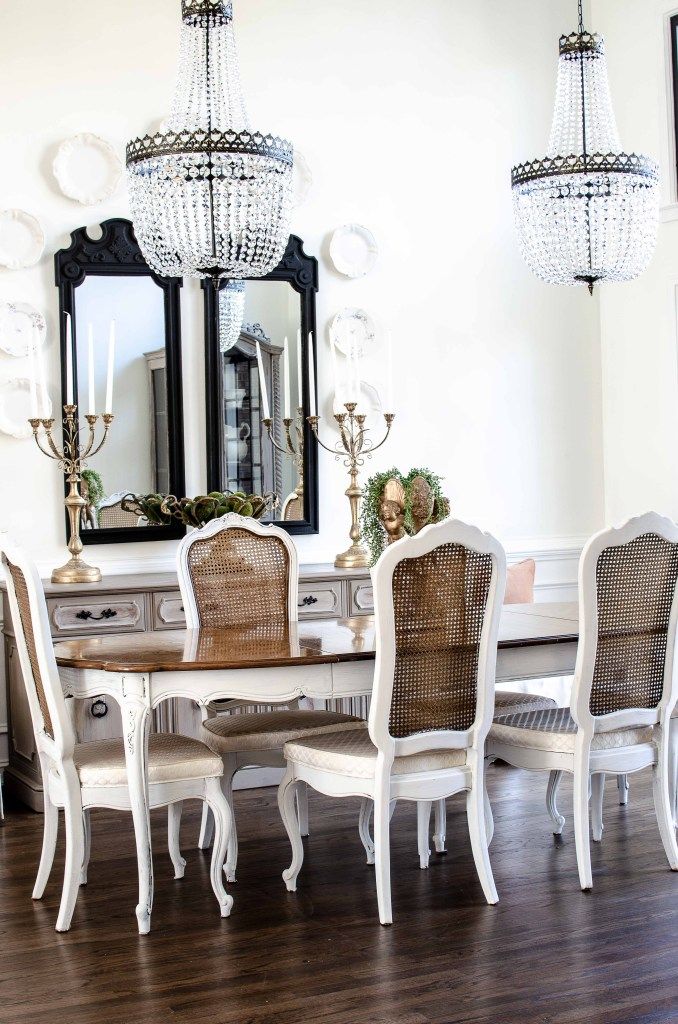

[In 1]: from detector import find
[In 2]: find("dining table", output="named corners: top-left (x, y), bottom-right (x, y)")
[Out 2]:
top-left (54, 600), bottom-right (579, 933)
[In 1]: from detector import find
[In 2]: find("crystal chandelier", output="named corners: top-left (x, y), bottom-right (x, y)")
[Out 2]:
top-left (218, 279), bottom-right (246, 352)
top-left (126, 0), bottom-right (293, 283)
top-left (511, 0), bottom-right (659, 293)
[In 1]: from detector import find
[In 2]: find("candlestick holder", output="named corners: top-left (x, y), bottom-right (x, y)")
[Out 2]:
top-left (29, 405), bottom-right (114, 583)
top-left (309, 402), bottom-right (394, 569)
top-left (262, 406), bottom-right (305, 515)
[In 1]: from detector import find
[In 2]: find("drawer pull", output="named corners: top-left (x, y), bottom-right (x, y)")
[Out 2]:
top-left (75, 608), bottom-right (118, 622)
top-left (91, 699), bottom-right (108, 718)
top-left (299, 595), bottom-right (318, 607)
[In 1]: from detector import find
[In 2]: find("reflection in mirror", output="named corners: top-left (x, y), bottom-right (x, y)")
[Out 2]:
top-left (74, 276), bottom-right (169, 530)
top-left (218, 280), bottom-right (303, 521)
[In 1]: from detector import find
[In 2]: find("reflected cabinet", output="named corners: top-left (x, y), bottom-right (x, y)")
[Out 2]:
top-left (54, 219), bottom-right (186, 544)
top-left (203, 235), bottom-right (319, 535)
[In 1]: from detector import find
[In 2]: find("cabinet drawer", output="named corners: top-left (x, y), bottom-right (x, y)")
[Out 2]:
top-left (47, 594), bottom-right (145, 636)
top-left (348, 579), bottom-right (374, 615)
top-left (152, 591), bottom-right (187, 630)
top-left (297, 581), bottom-right (342, 619)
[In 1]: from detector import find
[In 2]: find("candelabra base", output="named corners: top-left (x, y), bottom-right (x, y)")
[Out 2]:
top-left (334, 543), bottom-right (370, 570)
top-left (51, 556), bottom-right (102, 585)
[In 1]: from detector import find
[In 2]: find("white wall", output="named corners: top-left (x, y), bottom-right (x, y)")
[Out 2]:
top-left (0, 0), bottom-right (604, 582)
top-left (593, 0), bottom-right (678, 525)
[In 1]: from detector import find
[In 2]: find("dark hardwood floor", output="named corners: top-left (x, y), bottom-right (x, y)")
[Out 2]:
top-left (1, 766), bottom-right (677, 1024)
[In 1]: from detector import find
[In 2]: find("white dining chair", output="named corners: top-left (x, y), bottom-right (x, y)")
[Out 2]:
top-left (174, 513), bottom-right (368, 881)
top-left (1, 534), bottom-right (234, 932)
top-left (486, 512), bottom-right (678, 890)
top-left (278, 517), bottom-right (507, 924)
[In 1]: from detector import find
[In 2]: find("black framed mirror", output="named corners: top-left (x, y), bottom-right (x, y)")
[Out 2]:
top-left (203, 235), bottom-right (319, 535)
top-left (55, 218), bottom-right (186, 544)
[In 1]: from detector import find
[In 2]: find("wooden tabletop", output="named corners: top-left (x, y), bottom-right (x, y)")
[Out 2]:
top-left (54, 602), bottom-right (579, 674)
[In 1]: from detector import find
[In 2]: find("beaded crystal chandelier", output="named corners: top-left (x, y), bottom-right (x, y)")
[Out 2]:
top-left (219, 280), bottom-right (246, 352)
top-left (126, 0), bottom-right (293, 283)
top-left (511, 0), bottom-right (659, 293)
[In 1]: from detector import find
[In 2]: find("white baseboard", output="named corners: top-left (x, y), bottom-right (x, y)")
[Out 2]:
top-left (232, 766), bottom-right (284, 790)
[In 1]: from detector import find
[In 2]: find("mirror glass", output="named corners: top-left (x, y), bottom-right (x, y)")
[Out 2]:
top-left (218, 279), bottom-right (304, 522)
top-left (74, 275), bottom-right (169, 530)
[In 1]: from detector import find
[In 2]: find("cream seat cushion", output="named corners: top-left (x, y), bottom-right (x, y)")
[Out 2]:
top-left (70, 734), bottom-right (223, 788)
top-left (203, 709), bottom-right (367, 753)
top-left (494, 691), bottom-right (557, 718)
top-left (490, 706), bottom-right (655, 755)
top-left (284, 728), bottom-right (467, 780)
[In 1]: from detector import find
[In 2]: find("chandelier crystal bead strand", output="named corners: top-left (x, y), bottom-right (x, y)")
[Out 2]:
top-left (126, 0), bottom-right (293, 284)
top-left (511, 0), bottom-right (659, 293)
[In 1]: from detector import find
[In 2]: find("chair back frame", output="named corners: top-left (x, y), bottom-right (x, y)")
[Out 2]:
top-left (368, 518), bottom-right (506, 762)
top-left (0, 533), bottom-right (77, 765)
top-left (177, 512), bottom-right (300, 629)
top-left (572, 512), bottom-right (678, 736)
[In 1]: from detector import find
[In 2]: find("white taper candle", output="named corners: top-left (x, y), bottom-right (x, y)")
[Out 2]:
top-left (307, 333), bottom-right (316, 417)
top-left (256, 341), bottom-right (270, 420)
top-left (87, 323), bottom-right (95, 415)
top-left (296, 328), bottom-right (303, 408)
top-left (282, 336), bottom-right (291, 419)
top-left (65, 312), bottom-right (74, 406)
top-left (105, 320), bottom-right (115, 414)
top-left (28, 330), bottom-right (38, 417)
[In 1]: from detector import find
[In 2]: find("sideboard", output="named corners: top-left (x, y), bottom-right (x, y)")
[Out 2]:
top-left (2, 564), bottom-right (374, 811)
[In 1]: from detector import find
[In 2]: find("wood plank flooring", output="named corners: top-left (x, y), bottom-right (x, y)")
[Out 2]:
top-left (1, 766), bottom-right (677, 1024)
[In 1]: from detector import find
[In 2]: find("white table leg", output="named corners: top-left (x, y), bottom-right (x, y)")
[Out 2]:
top-left (121, 673), bottom-right (153, 935)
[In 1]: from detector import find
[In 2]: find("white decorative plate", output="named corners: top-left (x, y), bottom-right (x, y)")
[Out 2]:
top-left (0, 378), bottom-right (51, 439)
top-left (329, 307), bottom-right (375, 360)
top-left (292, 150), bottom-right (313, 207)
top-left (329, 224), bottom-right (378, 278)
top-left (0, 210), bottom-right (45, 270)
top-left (0, 301), bottom-right (46, 358)
top-left (53, 133), bottom-right (123, 205)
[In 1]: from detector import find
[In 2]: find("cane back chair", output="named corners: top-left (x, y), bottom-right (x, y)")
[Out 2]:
top-left (487, 512), bottom-right (678, 890)
top-left (174, 513), bottom-right (366, 881)
top-left (279, 518), bottom-right (507, 924)
top-left (1, 533), bottom-right (233, 933)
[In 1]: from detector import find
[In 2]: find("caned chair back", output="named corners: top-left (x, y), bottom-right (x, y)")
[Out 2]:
top-left (177, 513), bottom-right (299, 631)
top-left (368, 519), bottom-right (506, 761)
top-left (0, 535), bottom-right (76, 762)
top-left (97, 492), bottom-right (144, 528)
top-left (572, 512), bottom-right (678, 733)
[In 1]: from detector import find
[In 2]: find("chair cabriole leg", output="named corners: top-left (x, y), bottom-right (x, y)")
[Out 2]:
top-left (590, 773), bottom-right (604, 843)
top-left (546, 769), bottom-right (565, 835)
top-left (168, 801), bottom-right (186, 879)
top-left (279, 769), bottom-right (304, 891)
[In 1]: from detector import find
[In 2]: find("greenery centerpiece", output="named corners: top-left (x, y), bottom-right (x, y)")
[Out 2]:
top-left (360, 467), bottom-right (450, 565)
top-left (121, 490), bottom-right (277, 528)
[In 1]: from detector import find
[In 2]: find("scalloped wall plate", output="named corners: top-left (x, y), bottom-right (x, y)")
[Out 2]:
top-left (329, 307), bottom-right (375, 360)
top-left (0, 377), bottom-right (51, 438)
top-left (0, 301), bottom-right (46, 358)
top-left (329, 224), bottom-right (378, 278)
top-left (53, 133), bottom-right (123, 205)
top-left (0, 210), bottom-right (45, 269)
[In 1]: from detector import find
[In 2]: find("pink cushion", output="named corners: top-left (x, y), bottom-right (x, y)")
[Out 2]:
top-left (504, 558), bottom-right (535, 604)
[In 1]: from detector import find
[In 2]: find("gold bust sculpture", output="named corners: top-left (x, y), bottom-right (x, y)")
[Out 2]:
top-left (379, 477), bottom-right (406, 544)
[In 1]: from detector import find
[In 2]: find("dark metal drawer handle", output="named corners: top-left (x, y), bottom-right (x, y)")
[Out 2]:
top-left (91, 698), bottom-right (108, 718)
top-left (75, 608), bottom-right (118, 622)
top-left (299, 595), bottom-right (318, 607)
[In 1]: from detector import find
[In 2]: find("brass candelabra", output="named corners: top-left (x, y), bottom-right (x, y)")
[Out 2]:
top-left (29, 405), bottom-right (114, 583)
top-left (262, 406), bottom-right (305, 517)
top-left (309, 402), bottom-right (394, 569)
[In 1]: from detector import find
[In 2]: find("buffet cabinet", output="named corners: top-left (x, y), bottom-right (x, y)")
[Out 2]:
top-left (2, 564), bottom-right (374, 811)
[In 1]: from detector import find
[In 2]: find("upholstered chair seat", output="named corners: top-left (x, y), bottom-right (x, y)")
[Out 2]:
top-left (66, 734), bottom-right (223, 788)
top-left (202, 709), bottom-right (366, 754)
top-left (493, 691), bottom-right (557, 718)
top-left (490, 707), bottom-right (655, 755)
top-left (285, 729), bottom-right (468, 780)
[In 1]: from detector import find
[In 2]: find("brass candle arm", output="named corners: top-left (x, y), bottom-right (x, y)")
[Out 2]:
top-left (29, 406), bottom-right (114, 584)
top-left (262, 406), bottom-right (305, 512)
top-left (308, 402), bottom-right (395, 570)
